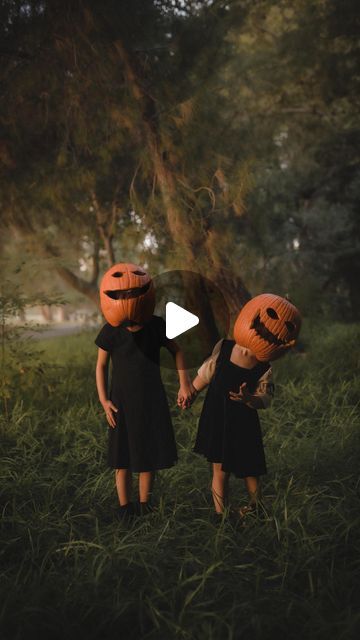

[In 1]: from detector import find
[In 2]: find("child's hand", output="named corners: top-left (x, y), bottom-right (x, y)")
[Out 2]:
top-left (101, 400), bottom-right (118, 428)
top-left (229, 383), bottom-right (252, 404)
top-left (177, 382), bottom-right (197, 410)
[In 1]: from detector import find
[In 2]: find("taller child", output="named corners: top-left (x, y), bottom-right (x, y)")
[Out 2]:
top-left (95, 263), bottom-right (194, 517)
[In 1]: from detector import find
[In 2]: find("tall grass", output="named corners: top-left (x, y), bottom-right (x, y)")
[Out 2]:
top-left (1, 323), bottom-right (359, 639)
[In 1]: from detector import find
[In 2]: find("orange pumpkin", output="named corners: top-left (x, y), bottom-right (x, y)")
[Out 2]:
top-left (233, 293), bottom-right (301, 361)
top-left (99, 262), bottom-right (155, 327)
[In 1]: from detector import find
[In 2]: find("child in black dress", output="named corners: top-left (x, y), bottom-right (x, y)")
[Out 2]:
top-left (191, 294), bottom-right (301, 517)
top-left (95, 263), bottom-right (194, 518)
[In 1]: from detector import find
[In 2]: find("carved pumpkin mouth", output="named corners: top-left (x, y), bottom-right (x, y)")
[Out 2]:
top-left (251, 313), bottom-right (287, 346)
top-left (104, 281), bottom-right (151, 300)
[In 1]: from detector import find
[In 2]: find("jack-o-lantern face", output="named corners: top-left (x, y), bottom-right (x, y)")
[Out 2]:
top-left (233, 293), bottom-right (301, 361)
top-left (99, 262), bottom-right (155, 326)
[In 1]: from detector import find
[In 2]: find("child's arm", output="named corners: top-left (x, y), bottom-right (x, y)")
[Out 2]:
top-left (229, 368), bottom-right (274, 410)
top-left (96, 348), bottom-right (118, 428)
top-left (192, 373), bottom-right (209, 393)
top-left (189, 339), bottom-right (224, 402)
top-left (165, 340), bottom-right (195, 408)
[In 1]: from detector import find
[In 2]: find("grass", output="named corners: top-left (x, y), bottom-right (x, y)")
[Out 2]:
top-left (1, 322), bottom-right (359, 640)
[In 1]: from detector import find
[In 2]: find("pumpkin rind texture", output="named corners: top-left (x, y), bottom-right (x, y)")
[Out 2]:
top-left (233, 293), bottom-right (301, 361)
top-left (99, 262), bottom-right (155, 326)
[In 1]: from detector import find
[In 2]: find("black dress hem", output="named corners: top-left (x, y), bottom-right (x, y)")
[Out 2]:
top-left (193, 339), bottom-right (270, 478)
top-left (108, 460), bottom-right (178, 472)
top-left (192, 449), bottom-right (267, 479)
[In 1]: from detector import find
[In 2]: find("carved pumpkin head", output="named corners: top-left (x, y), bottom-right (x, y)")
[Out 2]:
top-left (99, 262), bottom-right (155, 327)
top-left (233, 293), bottom-right (301, 361)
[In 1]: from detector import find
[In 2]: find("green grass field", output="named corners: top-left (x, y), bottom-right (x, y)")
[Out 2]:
top-left (1, 322), bottom-right (359, 640)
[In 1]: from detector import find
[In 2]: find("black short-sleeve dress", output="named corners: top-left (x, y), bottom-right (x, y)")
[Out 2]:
top-left (194, 339), bottom-right (270, 478)
top-left (95, 315), bottom-right (177, 472)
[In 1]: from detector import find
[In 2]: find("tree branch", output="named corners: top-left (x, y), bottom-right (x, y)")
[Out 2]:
top-left (91, 191), bottom-right (116, 266)
top-left (9, 221), bottom-right (100, 306)
top-left (91, 236), bottom-right (100, 285)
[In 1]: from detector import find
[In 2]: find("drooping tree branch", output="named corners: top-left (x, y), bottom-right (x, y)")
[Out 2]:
top-left (9, 220), bottom-right (100, 306)
top-left (54, 262), bottom-right (99, 305)
top-left (41, 240), bottom-right (99, 306)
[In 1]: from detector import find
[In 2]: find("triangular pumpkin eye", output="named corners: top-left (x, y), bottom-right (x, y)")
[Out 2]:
top-left (266, 307), bottom-right (279, 319)
top-left (132, 270), bottom-right (145, 276)
top-left (112, 272), bottom-right (123, 277)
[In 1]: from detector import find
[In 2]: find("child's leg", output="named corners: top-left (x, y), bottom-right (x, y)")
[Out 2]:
top-left (244, 476), bottom-right (260, 503)
top-left (139, 471), bottom-right (154, 503)
top-left (115, 468), bottom-right (133, 506)
top-left (212, 463), bottom-right (230, 513)
top-left (241, 476), bottom-right (261, 513)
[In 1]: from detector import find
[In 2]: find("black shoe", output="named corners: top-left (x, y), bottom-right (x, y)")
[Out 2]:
top-left (117, 502), bottom-right (135, 520)
top-left (239, 503), bottom-right (257, 518)
top-left (239, 501), bottom-right (268, 520)
top-left (210, 511), bottom-right (226, 525)
top-left (135, 501), bottom-right (155, 516)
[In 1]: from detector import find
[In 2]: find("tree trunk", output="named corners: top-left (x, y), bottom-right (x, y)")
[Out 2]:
top-left (116, 42), bottom-right (233, 347)
top-left (41, 305), bottom-right (53, 322)
top-left (207, 264), bottom-right (252, 318)
top-left (151, 147), bottom-right (221, 345)
top-left (115, 40), bottom-right (251, 343)
top-left (91, 191), bottom-right (116, 266)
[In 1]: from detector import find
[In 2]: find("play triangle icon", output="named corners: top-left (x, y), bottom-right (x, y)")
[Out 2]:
top-left (165, 302), bottom-right (199, 339)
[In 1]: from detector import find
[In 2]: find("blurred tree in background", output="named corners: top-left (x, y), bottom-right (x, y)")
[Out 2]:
top-left (233, 0), bottom-right (360, 318)
top-left (0, 0), bottom-right (359, 319)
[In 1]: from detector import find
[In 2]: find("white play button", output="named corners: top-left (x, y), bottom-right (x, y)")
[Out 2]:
top-left (165, 302), bottom-right (199, 339)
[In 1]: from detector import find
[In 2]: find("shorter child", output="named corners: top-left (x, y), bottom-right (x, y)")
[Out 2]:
top-left (190, 293), bottom-right (301, 517)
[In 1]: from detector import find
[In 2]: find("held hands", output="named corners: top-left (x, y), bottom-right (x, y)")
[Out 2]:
top-left (229, 382), bottom-right (253, 404)
top-left (102, 399), bottom-right (118, 428)
top-left (177, 381), bottom-right (197, 410)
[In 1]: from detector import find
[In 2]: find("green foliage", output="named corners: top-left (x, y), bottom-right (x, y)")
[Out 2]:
top-left (0, 276), bottom-right (64, 416)
top-left (0, 322), bottom-right (359, 638)
top-left (230, 0), bottom-right (360, 316)
top-left (0, 0), bottom-right (359, 316)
